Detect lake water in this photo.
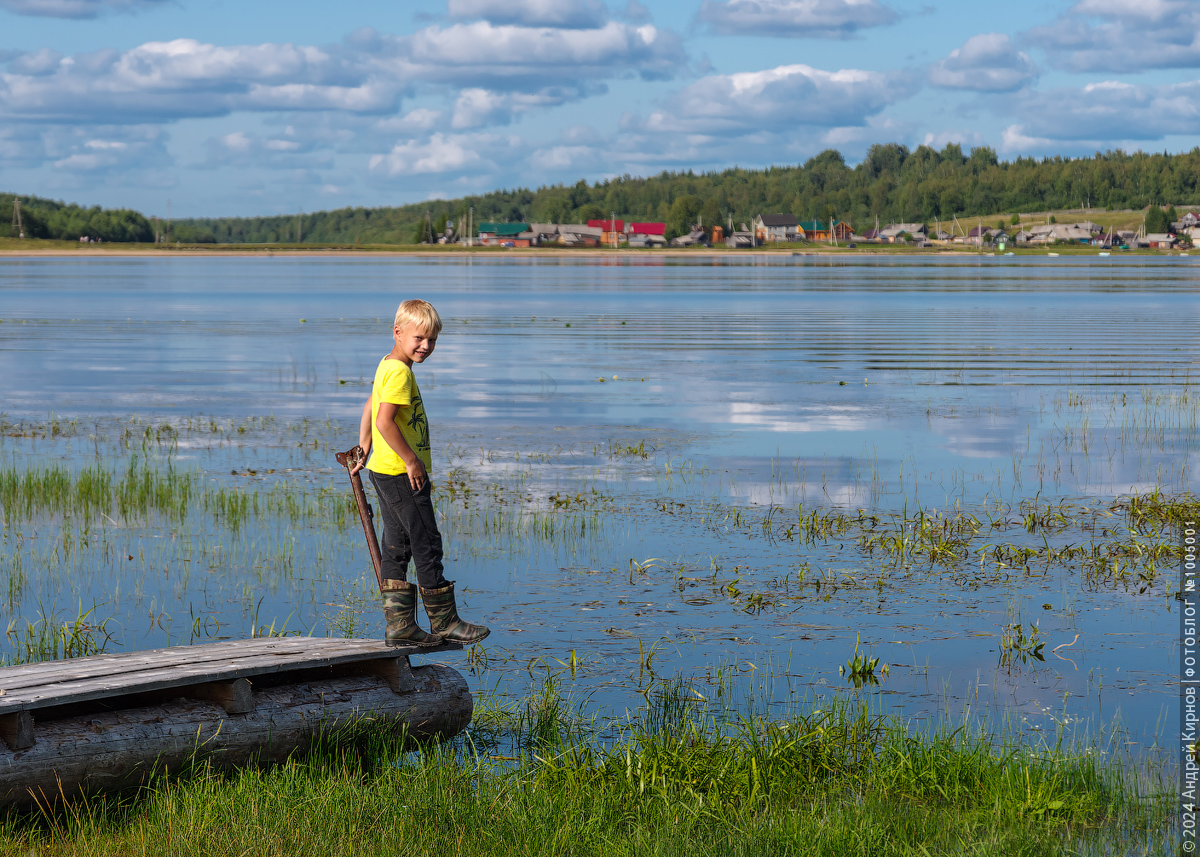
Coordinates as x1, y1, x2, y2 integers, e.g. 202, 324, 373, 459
0, 254, 1196, 746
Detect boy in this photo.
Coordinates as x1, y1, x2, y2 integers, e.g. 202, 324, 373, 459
352, 299, 489, 647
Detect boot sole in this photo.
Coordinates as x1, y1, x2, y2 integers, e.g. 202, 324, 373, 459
440, 627, 490, 645
385, 637, 444, 648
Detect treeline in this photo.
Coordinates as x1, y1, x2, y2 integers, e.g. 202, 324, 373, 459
0, 193, 153, 242
11, 144, 1200, 244
173, 145, 1200, 244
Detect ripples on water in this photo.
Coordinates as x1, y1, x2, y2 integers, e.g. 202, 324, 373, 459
0, 255, 1195, 746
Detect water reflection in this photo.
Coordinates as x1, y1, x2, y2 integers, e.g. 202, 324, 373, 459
0, 255, 1194, 748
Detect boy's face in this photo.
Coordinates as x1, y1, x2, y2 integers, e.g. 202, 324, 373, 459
393, 322, 437, 366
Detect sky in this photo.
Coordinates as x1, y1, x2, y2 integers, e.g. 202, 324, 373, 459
1, 0, 1197, 217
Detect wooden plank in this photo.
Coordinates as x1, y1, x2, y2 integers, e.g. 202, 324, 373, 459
0, 638, 461, 687
0, 641, 302, 692
0, 638, 336, 687
0, 639, 461, 716
0, 637, 440, 687
0, 711, 35, 750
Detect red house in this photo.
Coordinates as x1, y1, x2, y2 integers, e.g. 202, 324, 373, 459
628, 222, 666, 248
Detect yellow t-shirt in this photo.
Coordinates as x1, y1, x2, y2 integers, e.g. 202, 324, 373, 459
367, 356, 432, 476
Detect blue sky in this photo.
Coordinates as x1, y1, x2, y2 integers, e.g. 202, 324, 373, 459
1, 0, 1196, 217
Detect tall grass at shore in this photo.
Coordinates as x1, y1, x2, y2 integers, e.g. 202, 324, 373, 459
0, 688, 1173, 856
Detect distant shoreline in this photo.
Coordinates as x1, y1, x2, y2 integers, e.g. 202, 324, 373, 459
0, 242, 1180, 259
0, 245, 1101, 259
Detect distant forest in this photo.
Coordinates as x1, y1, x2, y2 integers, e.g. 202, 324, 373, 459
0, 192, 153, 242
7, 144, 1200, 243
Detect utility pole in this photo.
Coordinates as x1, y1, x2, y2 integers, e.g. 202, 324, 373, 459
297, 208, 302, 244
11, 198, 24, 239
153, 215, 159, 243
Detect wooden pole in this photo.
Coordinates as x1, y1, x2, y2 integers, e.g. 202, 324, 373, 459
335, 446, 383, 589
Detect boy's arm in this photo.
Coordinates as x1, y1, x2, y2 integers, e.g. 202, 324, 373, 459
376, 401, 428, 491
351, 397, 371, 475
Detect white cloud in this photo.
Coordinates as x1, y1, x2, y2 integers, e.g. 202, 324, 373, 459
451, 86, 585, 128
528, 143, 597, 170
0, 0, 164, 18
384, 20, 684, 85
1006, 79, 1200, 142
374, 107, 446, 135
369, 132, 496, 176
697, 0, 897, 38
0, 39, 401, 123
929, 33, 1035, 92
0, 20, 685, 130
1026, 0, 1200, 72
640, 63, 899, 135
447, 0, 609, 29
202, 127, 331, 169
922, 129, 984, 149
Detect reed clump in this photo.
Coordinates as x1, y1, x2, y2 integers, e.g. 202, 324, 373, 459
0, 699, 1170, 856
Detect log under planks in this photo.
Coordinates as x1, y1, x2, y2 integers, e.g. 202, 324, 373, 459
0, 639, 472, 808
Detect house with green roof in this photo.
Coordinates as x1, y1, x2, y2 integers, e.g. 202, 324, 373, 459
478, 222, 528, 245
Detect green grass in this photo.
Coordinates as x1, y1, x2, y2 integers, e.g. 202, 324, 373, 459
0, 692, 1172, 856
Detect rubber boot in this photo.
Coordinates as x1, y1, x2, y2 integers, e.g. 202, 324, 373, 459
420, 581, 490, 644
382, 580, 443, 648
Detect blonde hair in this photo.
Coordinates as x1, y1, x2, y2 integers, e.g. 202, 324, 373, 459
393, 299, 442, 335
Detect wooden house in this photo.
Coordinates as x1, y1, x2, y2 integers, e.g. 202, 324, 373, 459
588, 219, 625, 247
797, 220, 828, 241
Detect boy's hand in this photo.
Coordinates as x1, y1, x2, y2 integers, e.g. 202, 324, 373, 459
406, 458, 428, 492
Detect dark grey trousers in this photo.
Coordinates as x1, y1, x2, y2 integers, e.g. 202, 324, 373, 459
367, 470, 447, 590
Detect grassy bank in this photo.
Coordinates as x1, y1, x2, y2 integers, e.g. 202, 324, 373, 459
0, 690, 1173, 856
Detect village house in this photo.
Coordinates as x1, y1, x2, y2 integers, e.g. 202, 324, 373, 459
526, 223, 560, 246
725, 229, 754, 248
557, 224, 603, 246
627, 222, 666, 248
1145, 232, 1177, 249
966, 225, 991, 245
588, 219, 625, 246
671, 225, 708, 246
753, 213, 800, 243
880, 222, 926, 243
478, 222, 528, 246
1173, 212, 1200, 231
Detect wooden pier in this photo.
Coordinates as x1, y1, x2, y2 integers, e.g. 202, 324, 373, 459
0, 638, 471, 808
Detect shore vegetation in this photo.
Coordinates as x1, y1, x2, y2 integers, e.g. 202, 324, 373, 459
0, 683, 1174, 856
